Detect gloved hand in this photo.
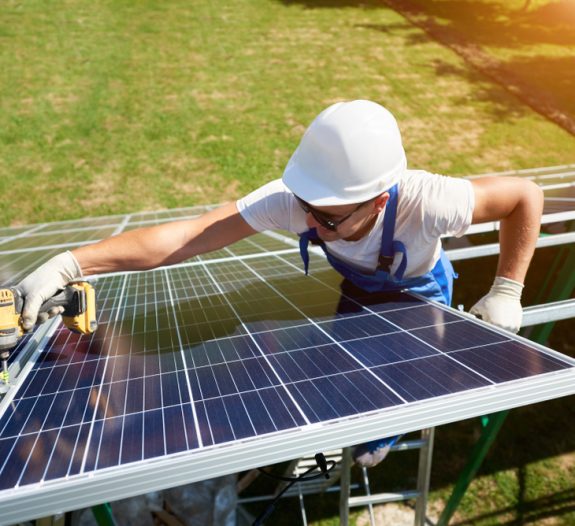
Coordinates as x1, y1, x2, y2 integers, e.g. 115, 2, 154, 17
15, 251, 83, 331
470, 276, 524, 333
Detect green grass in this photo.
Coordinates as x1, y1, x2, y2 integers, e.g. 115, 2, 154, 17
406, 0, 575, 119
1, 0, 574, 227
2, 1, 575, 524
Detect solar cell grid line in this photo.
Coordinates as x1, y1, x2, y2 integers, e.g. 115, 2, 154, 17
88, 272, 139, 471
94, 272, 151, 470
0, 226, 32, 239
33, 215, 127, 233
13, 286, 114, 489
235, 236, 289, 255
127, 205, 214, 223
0, 274, 121, 486
112, 214, 132, 236
0, 226, 119, 253
152, 272, 194, 455
14, 223, 123, 238
260, 251, 532, 352
0, 223, 48, 246
79, 274, 130, 474
232, 257, 496, 392
0, 240, 100, 256
163, 268, 204, 448
272, 255, 572, 388
0, 258, 575, 523
43, 274, 122, 479
0, 249, 66, 287
203, 260, 410, 408
196, 261, 313, 427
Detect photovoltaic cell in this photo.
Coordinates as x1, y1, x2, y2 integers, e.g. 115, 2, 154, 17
0, 208, 574, 522
543, 197, 575, 214
0, 227, 119, 252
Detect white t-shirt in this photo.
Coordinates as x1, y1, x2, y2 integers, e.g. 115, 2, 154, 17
236, 170, 474, 278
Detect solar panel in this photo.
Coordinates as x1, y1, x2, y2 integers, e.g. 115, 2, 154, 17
0, 248, 574, 523
0, 208, 300, 288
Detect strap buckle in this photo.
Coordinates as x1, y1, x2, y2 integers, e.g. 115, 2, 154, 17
377, 255, 394, 272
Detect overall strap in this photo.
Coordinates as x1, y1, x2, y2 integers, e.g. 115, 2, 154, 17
378, 184, 407, 279
299, 228, 323, 275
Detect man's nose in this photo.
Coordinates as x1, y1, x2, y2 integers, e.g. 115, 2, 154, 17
306, 212, 320, 229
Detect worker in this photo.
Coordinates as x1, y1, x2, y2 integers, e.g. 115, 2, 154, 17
14, 100, 543, 468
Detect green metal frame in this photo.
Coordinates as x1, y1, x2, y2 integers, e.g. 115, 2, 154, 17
438, 243, 575, 526
91, 503, 117, 526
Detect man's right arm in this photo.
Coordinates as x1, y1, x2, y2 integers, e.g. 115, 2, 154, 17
16, 202, 257, 329
73, 202, 257, 275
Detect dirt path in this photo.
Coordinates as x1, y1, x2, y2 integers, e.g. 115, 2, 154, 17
383, 0, 575, 136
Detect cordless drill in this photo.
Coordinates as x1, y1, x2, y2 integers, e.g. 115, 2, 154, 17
0, 282, 97, 393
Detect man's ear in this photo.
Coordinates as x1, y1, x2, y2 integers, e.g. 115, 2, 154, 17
373, 192, 390, 213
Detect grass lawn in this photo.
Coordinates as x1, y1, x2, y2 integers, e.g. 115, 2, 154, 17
1, 0, 574, 227
1, 0, 574, 524
404, 0, 575, 122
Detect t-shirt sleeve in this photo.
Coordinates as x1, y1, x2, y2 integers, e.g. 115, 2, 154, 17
236, 179, 305, 233
421, 173, 475, 238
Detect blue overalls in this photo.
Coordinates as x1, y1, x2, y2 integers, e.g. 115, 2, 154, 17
299, 184, 456, 463
298, 184, 456, 306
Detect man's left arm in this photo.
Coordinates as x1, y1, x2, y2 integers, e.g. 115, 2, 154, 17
469, 176, 544, 332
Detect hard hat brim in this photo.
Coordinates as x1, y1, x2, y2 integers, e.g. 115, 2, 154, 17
282, 155, 406, 206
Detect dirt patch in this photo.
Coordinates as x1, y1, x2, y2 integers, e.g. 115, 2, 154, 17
356, 502, 440, 526
556, 451, 575, 473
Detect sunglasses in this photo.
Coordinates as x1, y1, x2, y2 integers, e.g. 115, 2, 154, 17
294, 195, 368, 231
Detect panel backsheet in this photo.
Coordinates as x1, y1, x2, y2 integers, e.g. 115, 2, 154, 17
0, 252, 573, 492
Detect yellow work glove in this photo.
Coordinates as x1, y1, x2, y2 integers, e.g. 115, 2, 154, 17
469, 276, 524, 334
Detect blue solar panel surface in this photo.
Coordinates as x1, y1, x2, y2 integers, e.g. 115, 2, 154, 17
0, 252, 573, 495
1, 197, 575, 523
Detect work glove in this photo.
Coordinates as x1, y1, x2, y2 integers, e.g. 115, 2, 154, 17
15, 251, 83, 331
469, 276, 524, 334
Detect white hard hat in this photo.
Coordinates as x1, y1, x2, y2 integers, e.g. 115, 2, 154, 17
282, 100, 406, 206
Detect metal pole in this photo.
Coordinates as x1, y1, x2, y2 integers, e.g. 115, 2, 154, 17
361, 466, 376, 526
91, 503, 117, 526
339, 447, 352, 526
414, 428, 435, 526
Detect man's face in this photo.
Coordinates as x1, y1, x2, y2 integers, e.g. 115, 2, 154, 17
297, 193, 389, 242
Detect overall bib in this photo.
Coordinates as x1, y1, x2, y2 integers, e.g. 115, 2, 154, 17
298, 184, 456, 306
298, 184, 457, 462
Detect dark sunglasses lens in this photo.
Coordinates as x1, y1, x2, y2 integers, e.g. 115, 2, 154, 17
296, 196, 338, 231
313, 212, 337, 231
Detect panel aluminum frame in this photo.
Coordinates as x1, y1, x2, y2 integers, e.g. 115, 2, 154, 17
0, 289, 574, 524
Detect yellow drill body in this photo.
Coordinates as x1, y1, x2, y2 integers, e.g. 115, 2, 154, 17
0, 282, 97, 392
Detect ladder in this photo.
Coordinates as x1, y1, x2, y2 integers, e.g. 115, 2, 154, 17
340, 428, 435, 526
239, 428, 435, 526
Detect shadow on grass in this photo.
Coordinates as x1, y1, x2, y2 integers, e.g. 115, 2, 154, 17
279, 0, 575, 47
402, 0, 575, 49
276, 0, 387, 8
277, 0, 575, 125
452, 486, 575, 525
374, 0, 575, 122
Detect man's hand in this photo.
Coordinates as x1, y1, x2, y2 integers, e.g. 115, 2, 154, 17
470, 276, 524, 333
15, 251, 83, 331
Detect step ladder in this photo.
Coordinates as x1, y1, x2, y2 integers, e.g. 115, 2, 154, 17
237, 427, 435, 526
340, 428, 435, 526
